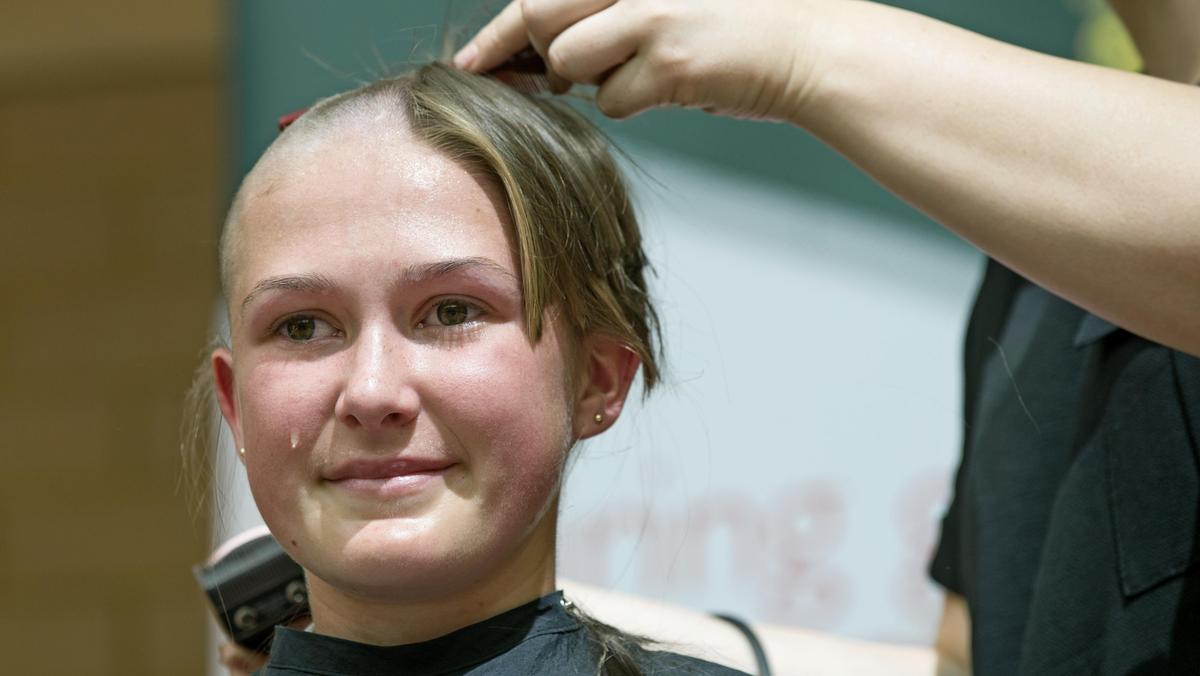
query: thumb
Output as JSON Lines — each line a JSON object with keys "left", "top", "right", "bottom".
{"left": 455, "top": 0, "right": 530, "bottom": 72}
{"left": 595, "top": 56, "right": 663, "bottom": 120}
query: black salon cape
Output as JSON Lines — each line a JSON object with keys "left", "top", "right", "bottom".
{"left": 930, "top": 259, "right": 1200, "bottom": 674}
{"left": 256, "top": 591, "right": 747, "bottom": 675}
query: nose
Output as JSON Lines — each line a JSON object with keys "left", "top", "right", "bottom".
{"left": 334, "top": 323, "right": 420, "bottom": 431}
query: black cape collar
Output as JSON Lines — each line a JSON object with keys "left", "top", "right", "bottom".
{"left": 263, "top": 591, "right": 578, "bottom": 675}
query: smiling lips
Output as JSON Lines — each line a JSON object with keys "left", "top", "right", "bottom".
{"left": 324, "top": 456, "right": 457, "bottom": 499}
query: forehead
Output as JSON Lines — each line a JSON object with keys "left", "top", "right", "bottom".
{"left": 229, "top": 122, "right": 515, "bottom": 296}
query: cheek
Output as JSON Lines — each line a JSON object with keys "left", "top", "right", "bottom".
{"left": 240, "top": 359, "right": 335, "bottom": 449}
{"left": 238, "top": 359, "right": 336, "bottom": 505}
{"left": 427, "top": 328, "right": 574, "bottom": 491}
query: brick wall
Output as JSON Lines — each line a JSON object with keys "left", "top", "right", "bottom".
{"left": 0, "top": 2, "right": 224, "bottom": 674}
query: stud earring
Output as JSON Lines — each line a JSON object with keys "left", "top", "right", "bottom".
{"left": 238, "top": 447, "right": 246, "bottom": 457}
{"left": 593, "top": 413, "right": 603, "bottom": 424}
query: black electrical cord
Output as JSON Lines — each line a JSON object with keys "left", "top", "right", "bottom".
{"left": 710, "top": 612, "right": 772, "bottom": 676}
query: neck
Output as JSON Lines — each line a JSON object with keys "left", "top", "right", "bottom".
{"left": 304, "top": 511, "right": 559, "bottom": 646}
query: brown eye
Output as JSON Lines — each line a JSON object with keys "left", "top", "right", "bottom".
{"left": 436, "top": 302, "right": 471, "bottom": 326}
{"left": 285, "top": 317, "right": 316, "bottom": 341}
{"left": 277, "top": 315, "right": 336, "bottom": 342}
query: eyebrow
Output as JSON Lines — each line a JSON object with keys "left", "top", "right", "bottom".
{"left": 239, "top": 257, "right": 519, "bottom": 316}
{"left": 398, "top": 257, "right": 519, "bottom": 288}
{"left": 240, "top": 272, "right": 337, "bottom": 315}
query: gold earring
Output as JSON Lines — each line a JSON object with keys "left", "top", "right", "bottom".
{"left": 593, "top": 413, "right": 603, "bottom": 424}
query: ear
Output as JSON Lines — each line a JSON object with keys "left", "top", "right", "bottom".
{"left": 573, "top": 336, "right": 641, "bottom": 440}
{"left": 211, "top": 347, "right": 246, "bottom": 463}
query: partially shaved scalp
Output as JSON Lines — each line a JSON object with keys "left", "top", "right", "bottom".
{"left": 218, "top": 90, "right": 413, "bottom": 305}
{"left": 218, "top": 65, "right": 660, "bottom": 393}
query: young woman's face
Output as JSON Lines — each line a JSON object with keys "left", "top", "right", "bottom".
{"left": 213, "top": 122, "right": 580, "bottom": 600}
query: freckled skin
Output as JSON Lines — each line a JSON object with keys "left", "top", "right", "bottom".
{"left": 213, "top": 120, "right": 584, "bottom": 636}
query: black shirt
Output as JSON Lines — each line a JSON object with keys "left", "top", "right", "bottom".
{"left": 258, "top": 591, "right": 747, "bottom": 675}
{"left": 930, "top": 259, "right": 1200, "bottom": 674}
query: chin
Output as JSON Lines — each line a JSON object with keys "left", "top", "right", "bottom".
{"left": 301, "top": 517, "right": 509, "bottom": 602}
{"left": 265, "top": 479, "right": 562, "bottom": 604}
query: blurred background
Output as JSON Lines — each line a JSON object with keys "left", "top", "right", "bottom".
{"left": 0, "top": 1, "right": 1138, "bottom": 674}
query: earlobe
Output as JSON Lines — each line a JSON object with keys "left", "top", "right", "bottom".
{"left": 211, "top": 348, "right": 245, "bottom": 460}
{"left": 574, "top": 337, "right": 641, "bottom": 440}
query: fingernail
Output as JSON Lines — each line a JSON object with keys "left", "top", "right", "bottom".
{"left": 453, "top": 44, "right": 478, "bottom": 70}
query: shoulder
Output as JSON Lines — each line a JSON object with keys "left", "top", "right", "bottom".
{"left": 631, "top": 646, "right": 750, "bottom": 675}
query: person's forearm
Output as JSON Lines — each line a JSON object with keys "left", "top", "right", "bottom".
{"left": 563, "top": 580, "right": 941, "bottom": 675}
{"left": 756, "top": 622, "right": 943, "bottom": 676}
{"left": 792, "top": 1, "right": 1200, "bottom": 356}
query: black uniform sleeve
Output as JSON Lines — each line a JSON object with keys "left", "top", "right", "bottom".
{"left": 928, "top": 466, "right": 967, "bottom": 595}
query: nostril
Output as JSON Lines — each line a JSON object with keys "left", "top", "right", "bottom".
{"left": 334, "top": 381, "right": 419, "bottom": 430}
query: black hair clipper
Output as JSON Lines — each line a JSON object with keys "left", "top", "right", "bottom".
{"left": 193, "top": 526, "right": 310, "bottom": 652}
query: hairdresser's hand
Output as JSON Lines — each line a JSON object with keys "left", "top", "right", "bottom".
{"left": 217, "top": 640, "right": 267, "bottom": 676}
{"left": 216, "top": 615, "right": 311, "bottom": 675}
{"left": 454, "top": 0, "right": 826, "bottom": 121}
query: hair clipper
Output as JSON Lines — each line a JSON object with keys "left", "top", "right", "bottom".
{"left": 193, "top": 526, "right": 309, "bottom": 652}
